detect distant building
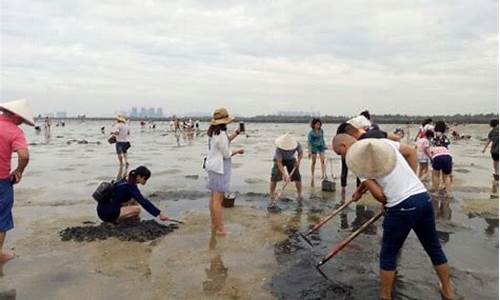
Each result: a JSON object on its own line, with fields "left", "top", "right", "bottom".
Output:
{"left": 148, "top": 108, "right": 155, "bottom": 118}
{"left": 140, "top": 107, "right": 148, "bottom": 118}
{"left": 131, "top": 107, "right": 139, "bottom": 118}
{"left": 55, "top": 112, "right": 67, "bottom": 118}
{"left": 156, "top": 107, "right": 163, "bottom": 118}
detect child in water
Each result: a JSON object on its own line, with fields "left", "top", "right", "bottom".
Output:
{"left": 416, "top": 130, "right": 433, "bottom": 181}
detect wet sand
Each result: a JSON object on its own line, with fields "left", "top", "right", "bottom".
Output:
{"left": 0, "top": 122, "right": 498, "bottom": 299}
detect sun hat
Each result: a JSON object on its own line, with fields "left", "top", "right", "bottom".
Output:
{"left": 210, "top": 108, "right": 234, "bottom": 125}
{"left": 275, "top": 133, "right": 298, "bottom": 151}
{"left": 345, "top": 139, "right": 397, "bottom": 178}
{"left": 347, "top": 115, "right": 371, "bottom": 130}
{"left": 115, "top": 115, "right": 128, "bottom": 123}
{"left": 0, "top": 99, "right": 35, "bottom": 126}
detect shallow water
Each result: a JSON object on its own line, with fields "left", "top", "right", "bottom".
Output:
{"left": 0, "top": 121, "right": 498, "bottom": 299}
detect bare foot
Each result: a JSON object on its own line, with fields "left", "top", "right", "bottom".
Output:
{"left": 310, "top": 179, "right": 315, "bottom": 187}
{"left": 439, "top": 282, "right": 454, "bottom": 300}
{"left": 215, "top": 230, "right": 230, "bottom": 236}
{"left": 0, "top": 252, "right": 15, "bottom": 263}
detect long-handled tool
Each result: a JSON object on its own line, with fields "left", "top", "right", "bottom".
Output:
{"left": 315, "top": 210, "right": 384, "bottom": 279}
{"left": 299, "top": 198, "right": 356, "bottom": 247}
{"left": 275, "top": 166, "right": 298, "bottom": 200}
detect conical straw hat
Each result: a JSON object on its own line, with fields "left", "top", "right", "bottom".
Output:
{"left": 0, "top": 99, "right": 35, "bottom": 126}
{"left": 275, "top": 133, "right": 298, "bottom": 151}
{"left": 347, "top": 115, "right": 371, "bottom": 130}
{"left": 346, "top": 139, "right": 397, "bottom": 178}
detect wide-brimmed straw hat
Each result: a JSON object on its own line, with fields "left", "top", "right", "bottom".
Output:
{"left": 275, "top": 133, "right": 298, "bottom": 151}
{"left": 345, "top": 139, "right": 397, "bottom": 178}
{"left": 211, "top": 108, "right": 234, "bottom": 125}
{"left": 347, "top": 115, "right": 371, "bottom": 130}
{"left": 115, "top": 115, "right": 128, "bottom": 123}
{"left": 0, "top": 99, "right": 35, "bottom": 126}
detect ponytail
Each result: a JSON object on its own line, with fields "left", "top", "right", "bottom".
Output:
{"left": 128, "top": 166, "right": 151, "bottom": 185}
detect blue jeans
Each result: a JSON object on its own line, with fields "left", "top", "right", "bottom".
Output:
{"left": 0, "top": 179, "right": 14, "bottom": 232}
{"left": 380, "top": 192, "right": 447, "bottom": 271}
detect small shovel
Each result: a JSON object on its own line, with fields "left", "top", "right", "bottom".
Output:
{"left": 299, "top": 198, "right": 355, "bottom": 247}
{"left": 168, "top": 218, "right": 184, "bottom": 224}
{"left": 315, "top": 210, "right": 384, "bottom": 279}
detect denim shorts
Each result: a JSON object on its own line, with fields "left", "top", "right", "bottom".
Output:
{"left": 0, "top": 179, "right": 14, "bottom": 232}
{"left": 380, "top": 192, "right": 447, "bottom": 271}
{"left": 271, "top": 159, "right": 301, "bottom": 182}
{"left": 116, "top": 142, "right": 131, "bottom": 154}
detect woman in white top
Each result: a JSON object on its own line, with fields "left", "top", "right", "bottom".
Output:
{"left": 205, "top": 108, "right": 244, "bottom": 236}
{"left": 111, "top": 115, "right": 131, "bottom": 167}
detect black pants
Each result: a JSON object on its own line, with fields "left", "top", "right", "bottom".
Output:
{"left": 341, "top": 157, "right": 361, "bottom": 188}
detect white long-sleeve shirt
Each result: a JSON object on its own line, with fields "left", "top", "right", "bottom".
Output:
{"left": 205, "top": 133, "right": 231, "bottom": 174}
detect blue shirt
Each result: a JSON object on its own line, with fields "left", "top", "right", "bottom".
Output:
{"left": 308, "top": 129, "right": 326, "bottom": 150}
{"left": 110, "top": 180, "right": 161, "bottom": 217}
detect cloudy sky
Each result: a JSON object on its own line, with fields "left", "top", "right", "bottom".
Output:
{"left": 1, "top": 0, "right": 498, "bottom": 117}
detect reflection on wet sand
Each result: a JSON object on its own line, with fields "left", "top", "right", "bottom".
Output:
{"left": 0, "top": 288, "right": 16, "bottom": 300}
{"left": 203, "top": 234, "right": 229, "bottom": 296}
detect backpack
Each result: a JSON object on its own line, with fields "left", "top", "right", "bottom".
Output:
{"left": 92, "top": 181, "right": 115, "bottom": 203}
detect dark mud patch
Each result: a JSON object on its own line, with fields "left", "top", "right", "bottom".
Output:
{"left": 0, "top": 289, "right": 16, "bottom": 300}
{"left": 269, "top": 252, "right": 352, "bottom": 300}
{"left": 149, "top": 190, "right": 207, "bottom": 200}
{"left": 454, "top": 186, "right": 491, "bottom": 194}
{"left": 244, "top": 177, "right": 267, "bottom": 184}
{"left": 185, "top": 175, "right": 199, "bottom": 180}
{"left": 59, "top": 220, "right": 178, "bottom": 242}
{"left": 56, "top": 167, "right": 76, "bottom": 172}
{"left": 149, "top": 190, "right": 268, "bottom": 201}
{"left": 454, "top": 168, "right": 470, "bottom": 174}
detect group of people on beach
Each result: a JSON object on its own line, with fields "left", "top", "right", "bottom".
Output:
{"left": 1, "top": 99, "right": 498, "bottom": 299}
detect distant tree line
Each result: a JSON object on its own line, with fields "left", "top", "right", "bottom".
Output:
{"left": 37, "top": 113, "right": 498, "bottom": 124}
{"left": 231, "top": 113, "right": 499, "bottom": 124}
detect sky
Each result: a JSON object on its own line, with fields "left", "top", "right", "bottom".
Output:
{"left": 1, "top": 0, "right": 498, "bottom": 117}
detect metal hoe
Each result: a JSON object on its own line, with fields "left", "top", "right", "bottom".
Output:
{"left": 298, "top": 198, "right": 356, "bottom": 247}
{"left": 315, "top": 210, "right": 384, "bottom": 279}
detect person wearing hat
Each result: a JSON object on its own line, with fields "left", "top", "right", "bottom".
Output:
{"left": 111, "top": 115, "right": 131, "bottom": 167}
{"left": 269, "top": 133, "right": 304, "bottom": 210}
{"left": 205, "top": 108, "right": 244, "bottom": 236}
{"left": 0, "top": 99, "right": 34, "bottom": 263}
{"left": 337, "top": 117, "right": 399, "bottom": 195}
{"left": 333, "top": 134, "right": 452, "bottom": 300}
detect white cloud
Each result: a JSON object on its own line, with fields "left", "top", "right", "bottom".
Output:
{"left": 1, "top": 0, "right": 498, "bottom": 116}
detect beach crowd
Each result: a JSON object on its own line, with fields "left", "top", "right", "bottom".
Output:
{"left": 1, "top": 99, "right": 498, "bottom": 299}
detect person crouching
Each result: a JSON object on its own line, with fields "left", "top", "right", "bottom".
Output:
{"left": 97, "top": 166, "right": 170, "bottom": 223}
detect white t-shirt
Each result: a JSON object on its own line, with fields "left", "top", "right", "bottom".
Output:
{"left": 360, "top": 139, "right": 427, "bottom": 208}
{"left": 113, "top": 123, "right": 129, "bottom": 142}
